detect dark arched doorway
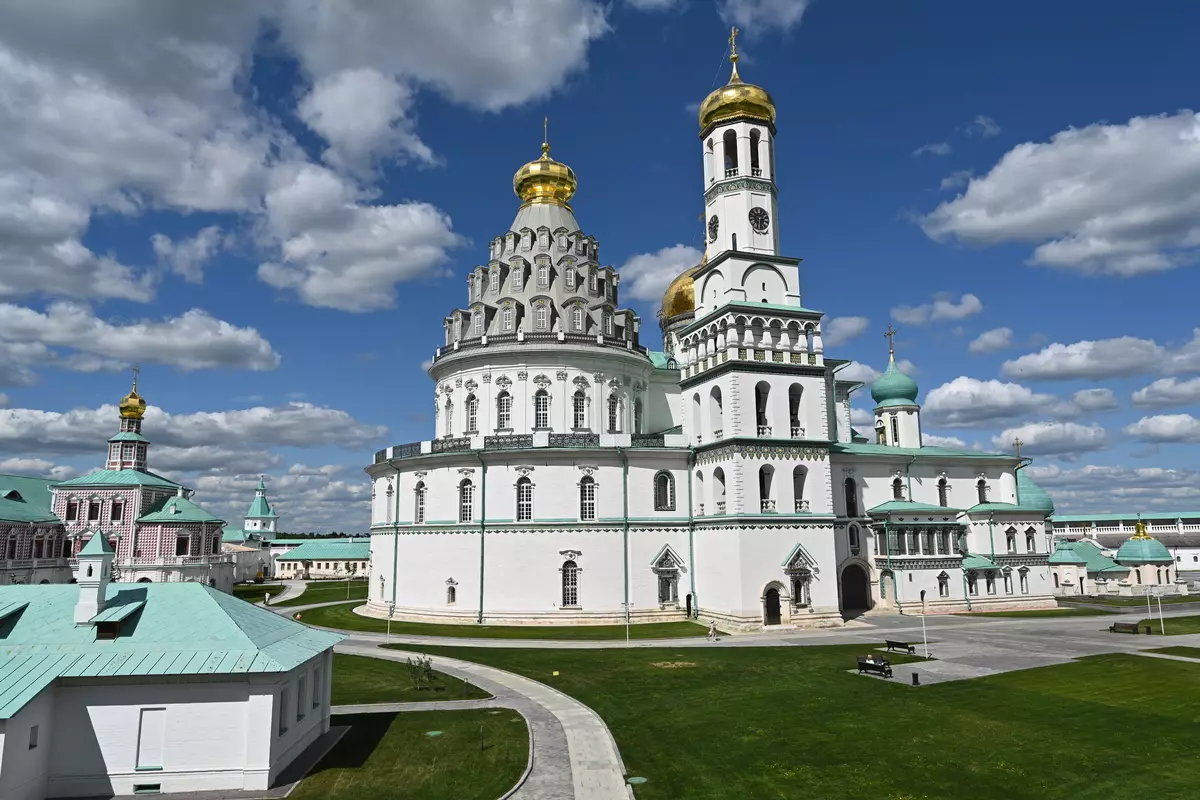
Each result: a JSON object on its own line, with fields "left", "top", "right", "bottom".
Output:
{"left": 764, "top": 587, "right": 781, "bottom": 626}
{"left": 841, "top": 564, "right": 870, "bottom": 611}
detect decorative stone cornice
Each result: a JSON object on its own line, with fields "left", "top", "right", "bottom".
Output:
{"left": 704, "top": 177, "right": 775, "bottom": 204}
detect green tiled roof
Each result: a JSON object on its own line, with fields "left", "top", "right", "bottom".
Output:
{"left": 647, "top": 350, "right": 679, "bottom": 370}
{"left": 90, "top": 599, "right": 145, "bottom": 623}
{"left": 56, "top": 468, "right": 180, "bottom": 489}
{"left": 961, "top": 554, "right": 1001, "bottom": 570}
{"left": 1052, "top": 511, "right": 1200, "bottom": 523}
{"left": 868, "top": 500, "right": 961, "bottom": 515}
{"left": 829, "top": 442, "right": 1009, "bottom": 460}
{"left": 107, "top": 431, "right": 149, "bottom": 443}
{"left": 78, "top": 532, "right": 115, "bottom": 556}
{"left": 1048, "top": 542, "right": 1087, "bottom": 565}
{"left": 246, "top": 495, "right": 277, "bottom": 519}
{"left": 276, "top": 539, "right": 371, "bottom": 562}
{"left": 222, "top": 528, "right": 264, "bottom": 544}
{"left": 0, "top": 474, "right": 59, "bottom": 524}
{"left": 1057, "top": 540, "right": 1127, "bottom": 574}
{"left": 1115, "top": 536, "right": 1173, "bottom": 565}
{"left": 138, "top": 494, "right": 225, "bottom": 524}
{"left": 1017, "top": 471, "right": 1055, "bottom": 515}
{"left": 966, "top": 502, "right": 1047, "bottom": 515}
{"left": 0, "top": 583, "right": 343, "bottom": 719}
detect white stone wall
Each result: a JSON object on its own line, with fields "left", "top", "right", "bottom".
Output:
{"left": 0, "top": 682, "right": 56, "bottom": 800}
{"left": 276, "top": 561, "right": 368, "bottom": 580}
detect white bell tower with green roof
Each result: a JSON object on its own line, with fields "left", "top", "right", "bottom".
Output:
{"left": 870, "top": 326, "right": 923, "bottom": 448}
{"left": 244, "top": 476, "right": 278, "bottom": 538}
{"left": 105, "top": 365, "right": 151, "bottom": 471}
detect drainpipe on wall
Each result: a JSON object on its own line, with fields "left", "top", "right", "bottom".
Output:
{"left": 687, "top": 447, "right": 697, "bottom": 618}
{"left": 904, "top": 455, "right": 918, "bottom": 500}
{"left": 473, "top": 450, "right": 487, "bottom": 624}
{"left": 987, "top": 511, "right": 996, "bottom": 560}
{"left": 962, "top": 570, "right": 973, "bottom": 611}
{"left": 387, "top": 459, "right": 402, "bottom": 608}
{"left": 619, "top": 447, "right": 630, "bottom": 625}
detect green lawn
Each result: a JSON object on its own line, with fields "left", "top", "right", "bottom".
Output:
{"left": 232, "top": 583, "right": 285, "bottom": 602}
{"left": 1147, "top": 646, "right": 1200, "bottom": 659}
{"left": 405, "top": 644, "right": 1200, "bottom": 799}
{"left": 291, "top": 710, "right": 527, "bottom": 800}
{"left": 1063, "top": 595, "right": 1200, "bottom": 607}
{"left": 1135, "top": 614, "right": 1200, "bottom": 635}
{"left": 275, "top": 581, "right": 369, "bottom": 607}
{"left": 295, "top": 602, "right": 707, "bottom": 640}
{"left": 954, "top": 607, "right": 1115, "bottom": 618}
{"left": 331, "top": 653, "right": 490, "bottom": 705}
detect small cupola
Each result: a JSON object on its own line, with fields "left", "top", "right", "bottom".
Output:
{"left": 74, "top": 533, "right": 116, "bottom": 624}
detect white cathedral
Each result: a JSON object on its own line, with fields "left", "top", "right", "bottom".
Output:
{"left": 363, "top": 37, "right": 1057, "bottom": 630}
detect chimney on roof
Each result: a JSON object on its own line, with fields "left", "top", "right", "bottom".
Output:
{"left": 74, "top": 534, "right": 116, "bottom": 624}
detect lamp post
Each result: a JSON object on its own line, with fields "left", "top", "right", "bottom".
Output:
{"left": 386, "top": 602, "right": 396, "bottom": 645}
{"left": 621, "top": 601, "right": 633, "bottom": 648}
{"left": 919, "top": 589, "right": 929, "bottom": 658}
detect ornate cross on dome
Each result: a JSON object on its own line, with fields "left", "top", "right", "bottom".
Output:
{"left": 729, "top": 26, "right": 739, "bottom": 59}
{"left": 883, "top": 324, "right": 897, "bottom": 356}
{"left": 131, "top": 363, "right": 140, "bottom": 391}
{"left": 1013, "top": 437, "right": 1023, "bottom": 458}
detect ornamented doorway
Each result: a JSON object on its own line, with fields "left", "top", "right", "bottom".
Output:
{"left": 763, "top": 587, "right": 782, "bottom": 626}
{"left": 840, "top": 563, "right": 870, "bottom": 611}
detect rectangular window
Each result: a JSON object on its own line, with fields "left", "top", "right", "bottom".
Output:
{"left": 313, "top": 666, "right": 322, "bottom": 709}
{"left": 888, "top": 531, "right": 903, "bottom": 556}
{"left": 278, "top": 688, "right": 289, "bottom": 736}
{"left": 297, "top": 675, "right": 307, "bottom": 722}
{"left": 29, "top": 724, "right": 39, "bottom": 750}
{"left": 87, "top": 501, "right": 101, "bottom": 521}
{"left": 907, "top": 532, "right": 920, "bottom": 554}
{"left": 111, "top": 502, "right": 123, "bottom": 522}
{"left": 66, "top": 500, "right": 78, "bottom": 521}
{"left": 136, "top": 708, "right": 166, "bottom": 769}
{"left": 538, "top": 265, "right": 549, "bottom": 288}
{"left": 986, "top": 575, "right": 996, "bottom": 595}
{"left": 176, "top": 536, "right": 190, "bottom": 556}
{"left": 921, "top": 531, "right": 934, "bottom": 555}
{"left": 937, "top": 532, "right": 949, "bottom": 555}
{"left": 459, "top": 484, "right": 474, "bottom": 523}
{"left": 580, "top": 480, "right": 596, "bottom": 521}
{"left": 890, "top": 416, "right": 900, "bottom": 446}
{"left": 565, "top": 267, "right": 575, "bottom": 289}
{"left": 535, "top": 305, "right": 548, "bottom": 331}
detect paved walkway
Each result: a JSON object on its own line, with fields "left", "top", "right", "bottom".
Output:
{"left": 265, "top": 579, "right": 308, "bottom": 605}
{"left": 337, "top": 640, "right": 632, "bottom": 800}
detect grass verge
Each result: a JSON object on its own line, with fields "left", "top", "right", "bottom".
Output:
{"left": 1146, "top": 646, "right": 1200, "bottom": 659}
{"left": 292, "top": 710, "right": 526, "bottom": 800}
{"left": 402, "top": 644, "right": 1200, "bottom": 799}
{"left": 275, "top": 581, "right": 369, "bottom": 607}
{"left": 1135, "top": 614, "right": 1200, "bottom": 635}
{"left": 331, "top": 653, "right": 489, "bottom": 705}
{"left": 232, "top": 583, "right": 285, "bottom": 602}
{"left": 296, "top": 602, "right": 707, "bottom": 639}
{"left": 953, "top": 607, "right": 1115, "bottom": 618}
{"left": 1063, "top": 595, "right": 1200, "bottom": 607}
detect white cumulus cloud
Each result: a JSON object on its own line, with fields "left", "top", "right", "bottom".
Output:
{"left": 1123, "top": 413, "right": 1200, "bottom": 444}
{"left": 967, "top": 115, "right": 1001, "bottom": 138}
{"left": 718, "top": 0, "right": 813, "bottom": 31}
{"left": 618, "top": 244, "right": 702, "bottom": 304}
{"left": 891, "top": 293, "right": 983, "bottom": 325}
{"left": 992, "top": 421, "right": 1109, "bottom": 459}
{"left": 151, "top": 226, "right": 229, "bottom": 284}
{"left": 968, "top": 327, "right": 1013, "bottom": 354}
{"left": 823, "top": 316, "right": 870, "bottom": 347}
{"left": 1001, "top": 330, "right": 1200, "bottom": 381}
{"left": 924, "top": 376, "right": 1056, "bottom": 427}
{"left": 1132, "top": 376, "right": 1200, "bottom": 408}
{"left": 913, "top": 142, "right": 951, "bottom": 158}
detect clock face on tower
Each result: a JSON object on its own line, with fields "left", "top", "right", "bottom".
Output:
{"left": 749, "top": 207, "right": 770, "bottom": 233}
{"left": 708, "top": 215, "right": 719, "bottom": 242}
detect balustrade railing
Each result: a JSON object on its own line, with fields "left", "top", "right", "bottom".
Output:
{"left": 630, "top": 434, "right": 665, "bottom": 448}
{"left": 795, "top": 499, "right": 810, "bottom": 512}
{"left": 761, "top": 499, "right": 777, "bottom": 513}
{"left": 791, "top": 425, "right": 804, "bottom": 439}
{"left": 431, "top": 437, "right": 471, "bottom": 454}
{"left": 716, "top": 501, "right": 727, "bottom": 515}
{"left": 725, "top": 168, "right": 739, "bottom": 177}
{"left": 751, "top": 168, "right": 763, "bottom": 177}
{"left": 549, "top": 433, "right": 599, "bottom": 448}
{"left": 757, "top": 425, "right": 772, "bottom": 437}
{"left": 714, "top": 428, "right": 724, "bottom": 440}
{"left": 484, "top": 434, "right": 533, "bottom": 450}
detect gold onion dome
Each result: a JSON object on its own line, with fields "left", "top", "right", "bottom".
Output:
{"left": 513, "top": 140, "right": 577, "bottom": 208}
{"left": 662, "top": 263, "right": 701, "bottom": 319}
{"left": 698, "top": 29, "right": 776, "bottom": 132}
{"left": 119, "top": 384, "right": 147, "bottom": 420}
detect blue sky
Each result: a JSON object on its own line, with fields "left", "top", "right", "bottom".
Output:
{"left": 1, "top": 0, "right": 1199, "bottom": 529}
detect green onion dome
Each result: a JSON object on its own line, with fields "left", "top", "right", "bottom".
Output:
{"left": 1115, "top": 521, "right": 1174, "bottom": 564}
{"left": 1017, "top": 471, "right": 1055, "bottom": 516}
{"left": 870, "top": 356, "right": 919, "bottom": 408}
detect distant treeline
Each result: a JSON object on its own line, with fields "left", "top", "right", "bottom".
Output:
{"left": 276, "top": 531, "right": 365, "bottom": 540}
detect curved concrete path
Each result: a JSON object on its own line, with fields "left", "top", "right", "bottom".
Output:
{"left": 337, "top": 640, "right": 632, "bottom": 800}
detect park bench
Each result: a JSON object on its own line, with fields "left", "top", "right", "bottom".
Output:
{"left": 857, "top": 657, "right": 893, "bottom": 678}
{"left": 885, "top": 639, "right": 916, "bottom": 654}
{"left": 1109, "top": 622, "right": 1146, "bottom": 634}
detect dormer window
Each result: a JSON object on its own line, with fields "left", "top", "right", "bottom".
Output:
{"left": 572, "top": 306, "right": 585, "bottom": 333}
{"left": 565, "top": 267, "right": 576, "bottom": 290}
{"left": 589, "top": 268, "right": 598, "bottom": 294}
{"left": 3, "top": 490, "right": 21, "bottom": 502}
{"left": 522, "top": 231, "right": 533, "bottom": 250}
{"left": 502, "top": 305, "right": 514, "bottom": 332}
{"left": 537, "top": 264, "right": 549, "bottom": 288}
{"left": 576, "top": 239, "right": 586, "bottom": 255}
{"left": 473, "top": 310, "right": 483, "bottom": 336}
{"left": 512, "top": 264, "right": 523, "bottom": 291}
{"left": 535, "top": 303, "right": 548, "bottom": 331}
{"left": 66, "top": 500, "right": 79, "bottom": 522}
{"left": 539, "top": 230, "right": 550, "bottom": 248}
{"left": 558, "top": 235, "right": 568, "bottom": 250}
{"left": 490, "top": 266, "right": 500, "bottom": 293}
{"left": 603, "top": 311, "right": 613, "bottom": 336}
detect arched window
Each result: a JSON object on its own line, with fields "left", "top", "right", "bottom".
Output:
{"left": 562, "top": 559, "right": 579, "bottom": 606}
{"left": 537, "top": 263, "right": 549, "bottom": 288}
{"left": 890, "top": 416, "right": 900, "bottom": 446}
{"left": 749, "top": 129, "right": 761, "bottom": 175}
{"left": 977, "top": 479, "right": 988, "bottom": 505}
{"left": 792, "top": 466, "right": 806, "bottom": 512}
{"left": 754, "top": 381, "right": 771, "bottom": 436}
{"left": 458, "top": 480, "right": 474, "bottom": 523}
{"left": 758, "top": 465, "right": 775, "bottom": 513}
{"left": 589, "top": 268, "right": 598, "bottom": 294}
{"left": 892, "top": 477, "right": 904, "bottom": 501}
{"left": 607, "top": 394, "right": 619, "bottom": 432}
{"left": 937, "top": 478, "right": 949, "bottom": 507}
{"left": 722, "top": 129, "right": 738, "bottom": 175}
{"left": 496, "top": 391, "right": 512, "bottom": 430}
{"left": 512, "top": 264, "right": 523, "bottom": 291}
{"left": 572, "top": 306, "right": 585, "bottom": 333}
{"left": 535, "top": 303, "right": 548, "bottom": 331}
{"left": 1025, "top": 528, "right": 1036, "bottom": 553}
{"left": 788, "top": 384, "right": 802, "bottom": 438}
{"left": 534, "top": 390, "right": 550, "bottom": 429}
{"left": 573, "top": 390, "right": 587, "bottom": 429}
{"left": 876, "top": 420, "right": 886, "bottom": 445}
{"left": 447, "top": 585, "right": 456, "bottom": 604}
{"left": 489, "top": 266, "right": 500, "bottom": 292}
{"left": 443, "top": 398, "right": 453, "bottom": 437}
{"left": 465, "top": 394, "right": 478, "bottom": 432}
{"left": 603, "top": 311, "right": 613, "bottom": 336}
{"left": 516, "top": 477, "right": 533, "bottom": 522}
{"left": 713, "top": 467, "right": 727, "bottom": 513}
{"left": 654, "top": 471, "right": 675, "bottom": 511}
{"left": 844, "top": 478, "right": 859, "bottom": 518}
{"left": 472, "top": 310, "right": 483, "bottom": 336}
{"left": 692, "top": 393, "right": 702, "bottom": 442}
{"left": 385, "top": 482, "right": 395, "bottom": 524}
{"left": 633, "top": 398, "right": 643, "bottom": 433}
{"left": 1006, "top": 527, "right": 1017, "bottom": 553}
{"left": 414, "top": 482, "right": 426, "bottom": 524}
{"left": 501, "top": 305, "right": 513, "bottom": 332}
{"left": 805, "top": 326, "right": 815, "bottom": 354}
{"left": 709, "top": 386, "right": 724, "bottom": 438}
{"left": 579, "top": 476, "right": 596, "bottom": 520}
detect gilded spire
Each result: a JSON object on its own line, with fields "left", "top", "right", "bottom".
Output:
{"left": 513, "top": 116, "right": 578, "bottom": 207}
{"left": 698, "top": 26, "right": 776, "bottom": 132}
{"left": 118, "top": 364, "right": 147, "bottom": 420}
{"left": 1131, "top": 517, "right": 1152, "bottom": 540}
{"left": 728, "top": 26, "right": 742, "bottom": 83}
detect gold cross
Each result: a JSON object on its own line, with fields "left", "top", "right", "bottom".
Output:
{"left": 543, "top": 116, "right": 548, "bottom": 146}
{"left": 883, "top": 324, "right": 897, "bottom": 355}
{"left": 1013, "top": 437, "right": 1023, "bottom": 458}
{"left": 131, "top": 363, "right": 140, "bottom": 390}
{"left": 729, "top": 26, "right": 739, "bottom": 58}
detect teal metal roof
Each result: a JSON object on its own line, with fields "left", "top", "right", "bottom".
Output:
{"left": 89, "top": 599, "right": 144, "bottom": 623}
{"left": 268, "top": 538, "right": 337, "bottom": 546}
{"left": 966, "top": 502, "right": 1047, "bottom": 515}
{"left": 0, "top": 601, "right": 29, "bottom": 624}
{"left": 78, "top": 532, "right": 114, "bottom": 556}
{"left": 871, "top": 356, "right": 919, "bottom": 407}
{"left": 646, "top": 350, "right": 679, "bottom": 370}
{"left": 1051, "top": 511, "right": 1199, "bottom": 523}
{"left": 0, "top": 474, "right": 59, "bottom": 524}
{"left": 1017, "top": 471, "right": 1055, "bottom": 515}
{"left": 869, "top": 500, "right": 961, "bottom": 515}
{"left": 961, "top": 554, "right": 1001, "bottom": 570}
{"left": 1115, "top": 536, "right": 1174, "bottom": 565}
{"left": 138, "top": 494, "right": 225, "bottom": 524}
{"left": 221, "top": 528, "right": 264, "bottom": 544}
{"left": 829, "top": 442, "right": 1007, "bottom": 460}
{"left": 276, "top": 539, "right": 370, "bottom": 562}
{"left": 1048, "top": 542, "right": 1087, "bottom": 565}
{"left": 0, "top": 583, "right": 343, "bottom": 719}
{"left": 1057, "top": 540, "right": 1127, "bottom": 574}
{"left": 246, "top": 495, "right": 277, "bottom": 519}
{"left": 107, "top": 431, "right": 149, "bottom": 443}
{"left": 57, "top": 469, "right": 180, "bottom": 489}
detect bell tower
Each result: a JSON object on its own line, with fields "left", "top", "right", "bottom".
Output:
{"left": 700, "top": 27, "right": 780, "bottom": 263}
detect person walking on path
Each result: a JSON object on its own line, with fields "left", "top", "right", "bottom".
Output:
{"left": 707, "top": 620, "right": 718, "bottom": 642}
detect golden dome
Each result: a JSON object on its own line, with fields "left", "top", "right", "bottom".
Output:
{"left": 513, "top": 142, "right": 577, "bottom": 208}
{"left": 661, "top": 263, "right": 701, "bottom": 319}
{"left": 698, "top": 31, "right": 776, "bottom": 133}
{"left": 119, "top": 386, "right": 146, "bottom": 420}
